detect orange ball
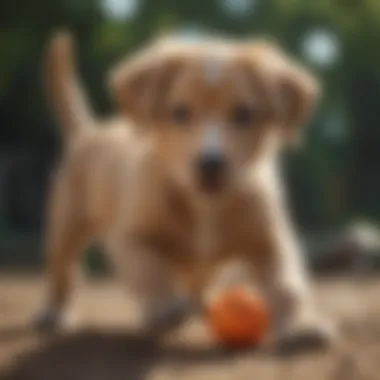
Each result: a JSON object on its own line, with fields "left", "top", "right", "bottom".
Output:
{"left": 206, "top": 287, "right": 270, "bottom": 348}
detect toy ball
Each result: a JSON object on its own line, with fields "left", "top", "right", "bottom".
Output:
{"left": 206, "top": 286, "right": 270, "bottom": 348}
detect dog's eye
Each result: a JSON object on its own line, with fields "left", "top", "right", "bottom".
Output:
{"left": 231, "top": 104, "right": 255, "bottom": 128}
{"left": 170, "top": 104, "right": 192, "bottom": 124}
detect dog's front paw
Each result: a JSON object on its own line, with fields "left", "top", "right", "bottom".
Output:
{"left": 33, "top": 307, "right": 64, "bottom": 332}
{"left": 143, "top": 298, "right": 193, "bottom": 336}
{"left": 275, "top": 318, "right": 337, "bottom": 355}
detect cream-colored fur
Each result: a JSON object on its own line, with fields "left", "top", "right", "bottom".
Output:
{"left": 37, "top": 32, "right": 336, "bottom": 350}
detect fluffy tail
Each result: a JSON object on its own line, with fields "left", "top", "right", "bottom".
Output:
{"left": 45, "top": 31, "right": 94, "bottom": 142}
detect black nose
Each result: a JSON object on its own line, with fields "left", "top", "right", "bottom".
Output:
{"left": 195, "top": 153, "right": 228, "bottom": 192}
{"left": 197, "top": 153, "right": 227, "bottom": 175}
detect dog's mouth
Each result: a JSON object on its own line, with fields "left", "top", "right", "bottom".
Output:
{"left": 196, "top": 174, "right": 227, "bottom": 195}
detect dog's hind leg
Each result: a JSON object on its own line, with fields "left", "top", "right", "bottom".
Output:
{"left": 35, "top": 166, "right": 92, "bottom": 331}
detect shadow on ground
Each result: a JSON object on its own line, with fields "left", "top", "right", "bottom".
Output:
{"left": 0, "top": 328, "right": 251, "bottom": 380}
{"left": 2, "top": 319, "right": 380, "bottom": 380}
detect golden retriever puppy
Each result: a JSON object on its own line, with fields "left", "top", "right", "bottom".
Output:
{"left": 36, "top": 32, "right": 336, "bottom": 350}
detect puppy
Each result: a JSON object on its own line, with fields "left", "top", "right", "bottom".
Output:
{"left": 37, "top": 32, "right": 335, "bottom": 350}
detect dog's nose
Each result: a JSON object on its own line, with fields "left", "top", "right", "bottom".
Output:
{"left": 198, "top": 154, "right": 227, "bottom": 175}
{"left": 195, "top": 153, "right": 228, "bottom": 192}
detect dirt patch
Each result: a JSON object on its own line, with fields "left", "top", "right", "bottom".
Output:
{"left": 0, "top": 275, "right": 380, "bottom": 380}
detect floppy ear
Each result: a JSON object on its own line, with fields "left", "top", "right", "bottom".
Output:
{"left": 108, "top": 44, "right": 182, "bottom": 123}
{"left": 249, "top": 40, "right": 320, "bottom": 145}
{"left": 277, "top": 61, "right": 320, "bottom": 144}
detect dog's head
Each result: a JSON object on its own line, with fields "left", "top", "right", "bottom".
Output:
{"left": 109, "top": 36, "right": 319, "bottom": 196}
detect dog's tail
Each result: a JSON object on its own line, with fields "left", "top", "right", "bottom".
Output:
{"left": 45, "top": 31, "right": 94, "bottom": 142}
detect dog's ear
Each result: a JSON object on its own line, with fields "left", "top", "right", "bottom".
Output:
{"left": 108, "top": 43, "right": 183, "bottom": 123}
{"left": 249, "top": 41, "right": 320, "bottom": 146}
{"left": 277, "top": 60, "right": 320, "bottom": 145}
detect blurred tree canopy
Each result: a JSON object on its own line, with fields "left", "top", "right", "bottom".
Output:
{"left": 1, "top": 0, "right": 380, "bottom": 240}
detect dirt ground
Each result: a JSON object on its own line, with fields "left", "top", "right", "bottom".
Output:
{"left": 0, "top": 274, "right": 380, "bottom": 380}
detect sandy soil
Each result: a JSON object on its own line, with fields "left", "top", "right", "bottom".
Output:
{"left": 0, "top": 274, "right": 380, "bottom": 380}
